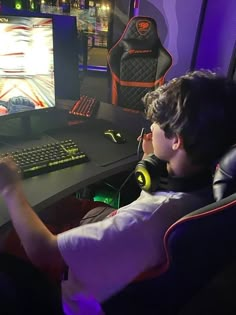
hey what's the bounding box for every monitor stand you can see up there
[0,110,68,144]
[21,116,37,139]
[0,116,43,142]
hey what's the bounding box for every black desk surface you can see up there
[0,101,150,229]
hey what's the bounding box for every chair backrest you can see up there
[107,16,172,111]
[102,145,236,315]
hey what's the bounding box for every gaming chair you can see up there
[101,145,236,315]
[107,16,172,111]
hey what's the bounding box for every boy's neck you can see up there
[167,152,206,177]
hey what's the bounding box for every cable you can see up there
[116,170,135,195]
[137,127,145,158]
[106,127,146,204]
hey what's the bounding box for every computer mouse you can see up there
[104,129,126,144]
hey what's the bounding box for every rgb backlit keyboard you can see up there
[0,139,88,178]
[69,95,98,119]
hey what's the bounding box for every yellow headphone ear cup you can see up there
[135,164,152,192]
[135,155,166,192]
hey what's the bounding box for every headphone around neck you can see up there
[135,154,212,193]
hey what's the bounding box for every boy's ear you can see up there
[172,134,183,150]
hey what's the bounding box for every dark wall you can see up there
[137,0,236,79]
[228,43,236,81]
[138,0,204,80]
[195,0,236,76]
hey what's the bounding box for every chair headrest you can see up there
[213,145,236,201]
[112,16,162,61]
[122,16,159,42]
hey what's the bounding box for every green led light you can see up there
[24,165,46,172]
[15,2,22,9]
[93,188,120,208]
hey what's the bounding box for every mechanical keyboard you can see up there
[0,139,89,178]
[69,95,99,119]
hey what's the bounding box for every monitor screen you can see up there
[0,15,55,117]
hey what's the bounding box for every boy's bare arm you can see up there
[0,157,65,271]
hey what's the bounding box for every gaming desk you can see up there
[0,101,150,230]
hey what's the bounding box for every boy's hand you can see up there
[0,157,21,196]
[137,132,153,156]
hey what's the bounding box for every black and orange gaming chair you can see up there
[102,145,236,315]
[107,16,172,111]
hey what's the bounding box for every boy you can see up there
[0,70,235,314]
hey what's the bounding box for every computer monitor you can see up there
[0,14,55,116]
[0,11,80,138]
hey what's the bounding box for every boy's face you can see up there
[151,123,175,161]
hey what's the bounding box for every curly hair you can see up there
[143,70,236,165]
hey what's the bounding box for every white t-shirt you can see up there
[57,188,213,315]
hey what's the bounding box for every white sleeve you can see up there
[57,210,159,301]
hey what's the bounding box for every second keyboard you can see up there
[69,95,98,119]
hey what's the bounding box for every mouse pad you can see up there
[47,119,140,167]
